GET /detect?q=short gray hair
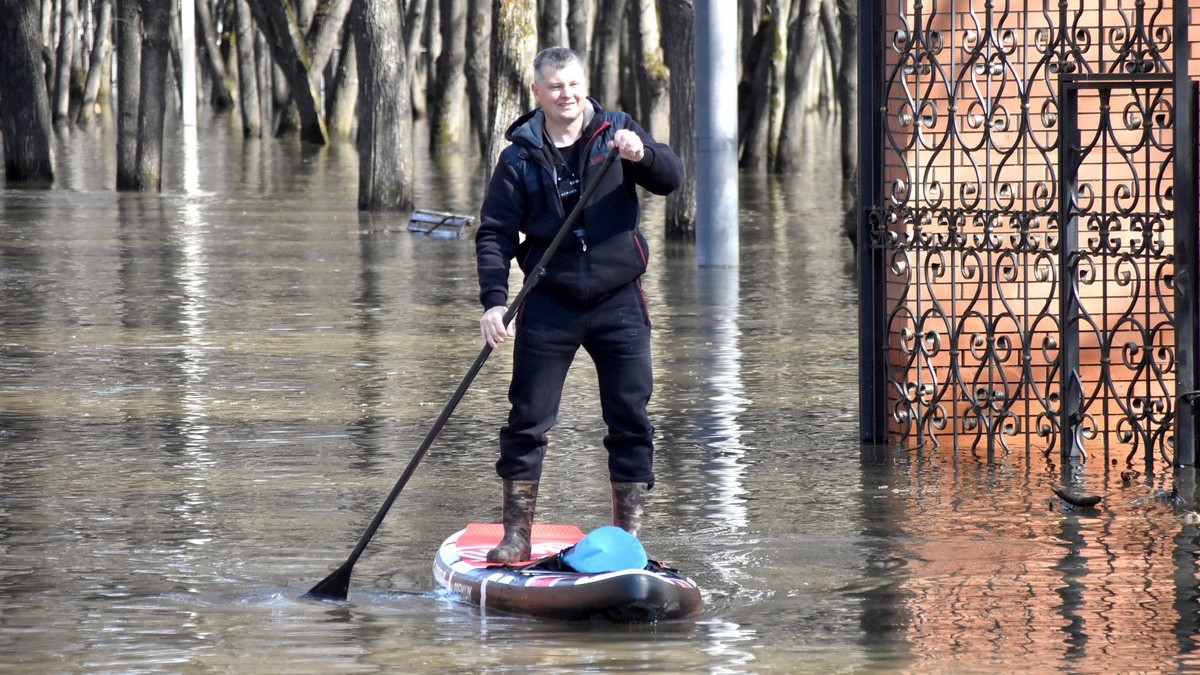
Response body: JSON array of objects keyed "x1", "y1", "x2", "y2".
[{"x1": 534, "y1": 47, "x2": 584, "y2": 82}]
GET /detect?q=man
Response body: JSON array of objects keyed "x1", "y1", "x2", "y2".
[{"x1": 476, "y1": 47, "x2": 683, "y2": 563}]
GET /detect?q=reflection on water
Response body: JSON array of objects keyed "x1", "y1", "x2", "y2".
[
  {"x1": 694, "y1": 266, "x2": 749, "y2": 533},
  {"x1": 1, "y1": 114, "x2": 1200, "y2": 672}
]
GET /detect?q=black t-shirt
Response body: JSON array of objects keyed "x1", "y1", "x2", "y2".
[
  {"x1": 551, "y1": 136, "x2": 584, "y2": 217},
  {"x1": 561, "y1": 137, "x2": 583, "y2": 174}
]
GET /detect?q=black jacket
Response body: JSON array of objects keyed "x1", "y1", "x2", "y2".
[{"x1": 476, "y1": 99, "x2": 683, "y2": 309}]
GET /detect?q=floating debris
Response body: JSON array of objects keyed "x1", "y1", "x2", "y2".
[
  {"x1": 1131, "y1": 488, "x2": 1183, "y2": 507},
  {"x1": 1052, "y1": 486, "x2": 1102, "y2": 508},
  {"x1": 1120, "y1": 470, "x2": 1141, "y2": 486},
  {"x1": 1154, "y1": 488, "x2": 1183, "y2": 505},
  {"x1": 407, "y1": 210, "x2": 475, "y2": 238}
]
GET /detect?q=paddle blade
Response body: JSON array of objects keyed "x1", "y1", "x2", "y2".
[{"x1": 302, "y1": 562, "x2": 352, "y2": 601}]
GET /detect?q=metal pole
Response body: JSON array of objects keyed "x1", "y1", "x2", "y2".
[
  {"x1": 180, "y1": 0, "x2": 197, "y2": 126},
  {"x1": 857, "y1": 0, "x2": 887, "y2": 443},
  {"x1": 694, "y1": 0, "x2": 738, "y2": 267},
  {"x1": 1059, "y1": 78, "x2": 1082, "y2": 461},
  {"x1": 1174, "y1": 1, "x2": 1197, "y2": 467},
  {"x1": 560, "y1": 0, "x2": 568, "y2": 46}
]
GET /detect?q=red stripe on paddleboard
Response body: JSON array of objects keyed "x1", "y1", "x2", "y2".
[{"x1": 459, "y1": 522, "x2": 585, "y2": 549}]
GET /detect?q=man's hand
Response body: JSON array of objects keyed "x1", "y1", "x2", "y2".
[
  {"x1": 610, "y1": 129, "x2": 645, "y2": 162},
  {"x1": 480, "y1": 305, "x2": 514, "y2": 348}
]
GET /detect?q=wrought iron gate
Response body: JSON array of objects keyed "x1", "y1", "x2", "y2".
[
  {"x1": 857, "y1": 1, "x2": 1199, "y2": 466},
  {"x1": 1060, "y1": 74, "x2": 1179, "y2": 463}
]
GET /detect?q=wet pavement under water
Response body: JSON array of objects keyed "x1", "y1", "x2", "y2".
[{"x1": 2, "y1": 115, "x2": 1200, "y2": 673}]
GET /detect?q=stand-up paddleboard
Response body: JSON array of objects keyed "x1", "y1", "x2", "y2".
[{"x1": 433, "y1": 523, "x2": 703, "y2": 622}]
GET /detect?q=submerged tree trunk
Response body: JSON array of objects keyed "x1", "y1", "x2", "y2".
[
  {"x1": 835, "y1": 0, "x2": 857, "y2": 246},
  {"x1": 589, "y1": 0, "x2": 624, "y2": 106},
  {"x1": 401, "y1": 0, "x2": 427, "y2": 120},
  {"x1": 41, "y1": 1, "x2": 56, "y2": 93},
  {"x1": 168, "y1": 0, "x2": 184, "y2": 109},
  {"x1": 774, "y1": 0, "x2": 821, "y2": 172},
  {"x1": 353, "y1": 0, "x2": 413, "y2": 212},
  {"x1": 415, "y1": 0, "x2": 437, "y2": 121},
  {"x1": 326, "y1": 28, "x2": 357, "y2": 140},
  {"x1": 767, "y1": 0, "x2": 790, "y2": 165},
  {"x1": 305, "y1": 0, "x2": 353, "y2": 76},
  {"x1": 0, "y1": 0, "x2": 55, "y2": 185},
  {"x1": 487, "y1": 0, "x2": 536, "y2": 172},
  {"x1": 430, "y1": 0, "x2": 468, "y2": 149},
  {"x1": 537, "y1": 0, "x2": 561, "y2": 48},
  {"x1": 738, "y1": 2, "x2": 777, "y2": 170},
  {"x1": 660, "y1": 0, "x2": 694, "y2": 239},
  {"x1": 116, "y1": 0, "x2": 142, "y2": 190},
  {"x1": 249, "y1": 0, "x2": 328, "y2": 144},
  {"x1": 816, "y1": 0, "x2": 839, "y2": 114},
  {"x1": 196, "y1": 0, "x2": 236, "y2": 110},
  {"x1": 53, "y1": 0, "x2": 78, "y2": 124},
  {"x1": 630, "y1": 0, "x2": 667, "y2": 139},
  {"x1": 465, "y1": 0, "x2": 491, "y2": 154},
  {"x1": 256, "y1": 29, "x2": 274, "y2": 127},
  {"x1": 234, "y1": 0, "x2": 262, "y2": 136},
  {"x1": 136, "y1": 0, "x2": 171, "y2": 191},
  {"x1": 77, "y1": 0, "x2": 113, "y2": 125},
  {"x1": 565, "y1": 0, "x2": 589, "y2": 54}
]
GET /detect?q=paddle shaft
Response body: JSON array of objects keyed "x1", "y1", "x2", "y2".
[{"x1": 305, "y1": 147, "x2": 621, "y2": 600}]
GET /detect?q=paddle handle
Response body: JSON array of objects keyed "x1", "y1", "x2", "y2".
[{"x1": 322, "y1": 147, "x2": 622, "y2": 582}]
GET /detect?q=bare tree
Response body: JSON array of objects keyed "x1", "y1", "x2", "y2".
[
  {"x1": 630, "y1": 0, "x2": 666, "y2": 138},
  {"x1": 589, "y1": 0, "x2": 623, "y2": 106},
  {"x1": 256, "y1": 26, "x2": 274, "y2": 126},
  {"x1": 766, "y1": 0, "x2": 790, "y2": 163},
  {"x1": 738, "y1": 0, "x2": 778, "y2": 170},
  {"x1": 135, "y1": 0, "x2": 171, "y2": 191},
  {"x1": 326, "y1": 28, "x2": 357, "y2": 139},
  {"x1": 774, "y1": 0, "x2": 822, "y2": 172},
  {"x1": 660, "y1": 0, "x2": 695, "y2": 239},
  {"x1": 834, "y1": 0, "x2": 857, "y2": 245},
  {"x1": 431, "y1": 0, "x2": 468, "y2": 149},
  {"x1": 486, "y1": 0, "x2": 536, "y2": 172},
  {"x1": 465, "y1": 0, "x2": 491, "y2": 153},
  {"x1": 305, "y1": 0, "x2": 353, "y2": 75},
  {"x1": 565, "y1": 0, "x2": 589, "y2": 55},
  {"x1": 537, "y1": 0, "x2": 561, "y2": 48},
  {"x1": 53, "y1": 0, "x2": 79, "y2": 124},
  {"x1": 168, "y1": 1, "x2": 185, "y2": 105},
  {"x1": 41, "y1": 1, "x2": 57, "y2": 84},
  {"x1": 196, "y1": 0, "x2": 236, "y2": 109},
  {"x1": 402, "y1": 0, "x2": 428, "y2": 120},
  {"x1": 0, "y1": 0, "x2": 55, "y2": 185},
  {"x1": 353, "y1": 0, "x2": 413, "y2": 211},
  {"x1": 248, "y1": 0, "x2": 328, "y2": 144},
  {"x1": 415, "y1": 0, "x2": 437, "y2": 121},
  {"x1": 115, "y1": 0, "x2": 142, "y2": 190},
  {"x1": 234, "y1": 0, "x2": 263, "y2": 136},
  {"x1": 77, "y1": 0, "x2": 113, "y2": 125},
  {"x1": 741, "y1": 0, "x2": 760, "y2": 64}
]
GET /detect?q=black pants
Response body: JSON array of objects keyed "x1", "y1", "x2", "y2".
[{"x1": 496, "y1": 282, "x2": 655, "y2": 487}]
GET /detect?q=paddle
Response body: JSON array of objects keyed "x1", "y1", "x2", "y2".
[{"x1": 303, "y1": 146, "x2": 621, "y2": 601}]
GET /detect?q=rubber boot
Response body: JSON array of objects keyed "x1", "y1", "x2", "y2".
[
  {"x1": 611, "y1": 481, "x2": 648, "y2": 538},
  {"x1": 487, "y1": 480, "x2": 539, "y2": 563}
]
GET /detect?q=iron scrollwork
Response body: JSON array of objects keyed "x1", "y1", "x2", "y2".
[{"x1": 871, "y1": 0, "x2": 1179, "y2": 465}]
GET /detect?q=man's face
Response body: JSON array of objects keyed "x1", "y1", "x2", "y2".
[{"x1": 532, "y1": 61, "x2": 588, "y2": 130}]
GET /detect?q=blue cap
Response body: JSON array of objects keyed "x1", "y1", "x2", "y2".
[{"x1": 562, "y1": 526, "x2": 649, "y2": 573}]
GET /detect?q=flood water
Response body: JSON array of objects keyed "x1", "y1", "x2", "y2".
[{"x1": 2, "y1": 114, "x2": 1199, "y2": 673}]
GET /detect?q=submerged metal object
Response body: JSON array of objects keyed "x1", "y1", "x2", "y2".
[{"x1": 407, "y1": 210, "x2": 475, "y2": 238}]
